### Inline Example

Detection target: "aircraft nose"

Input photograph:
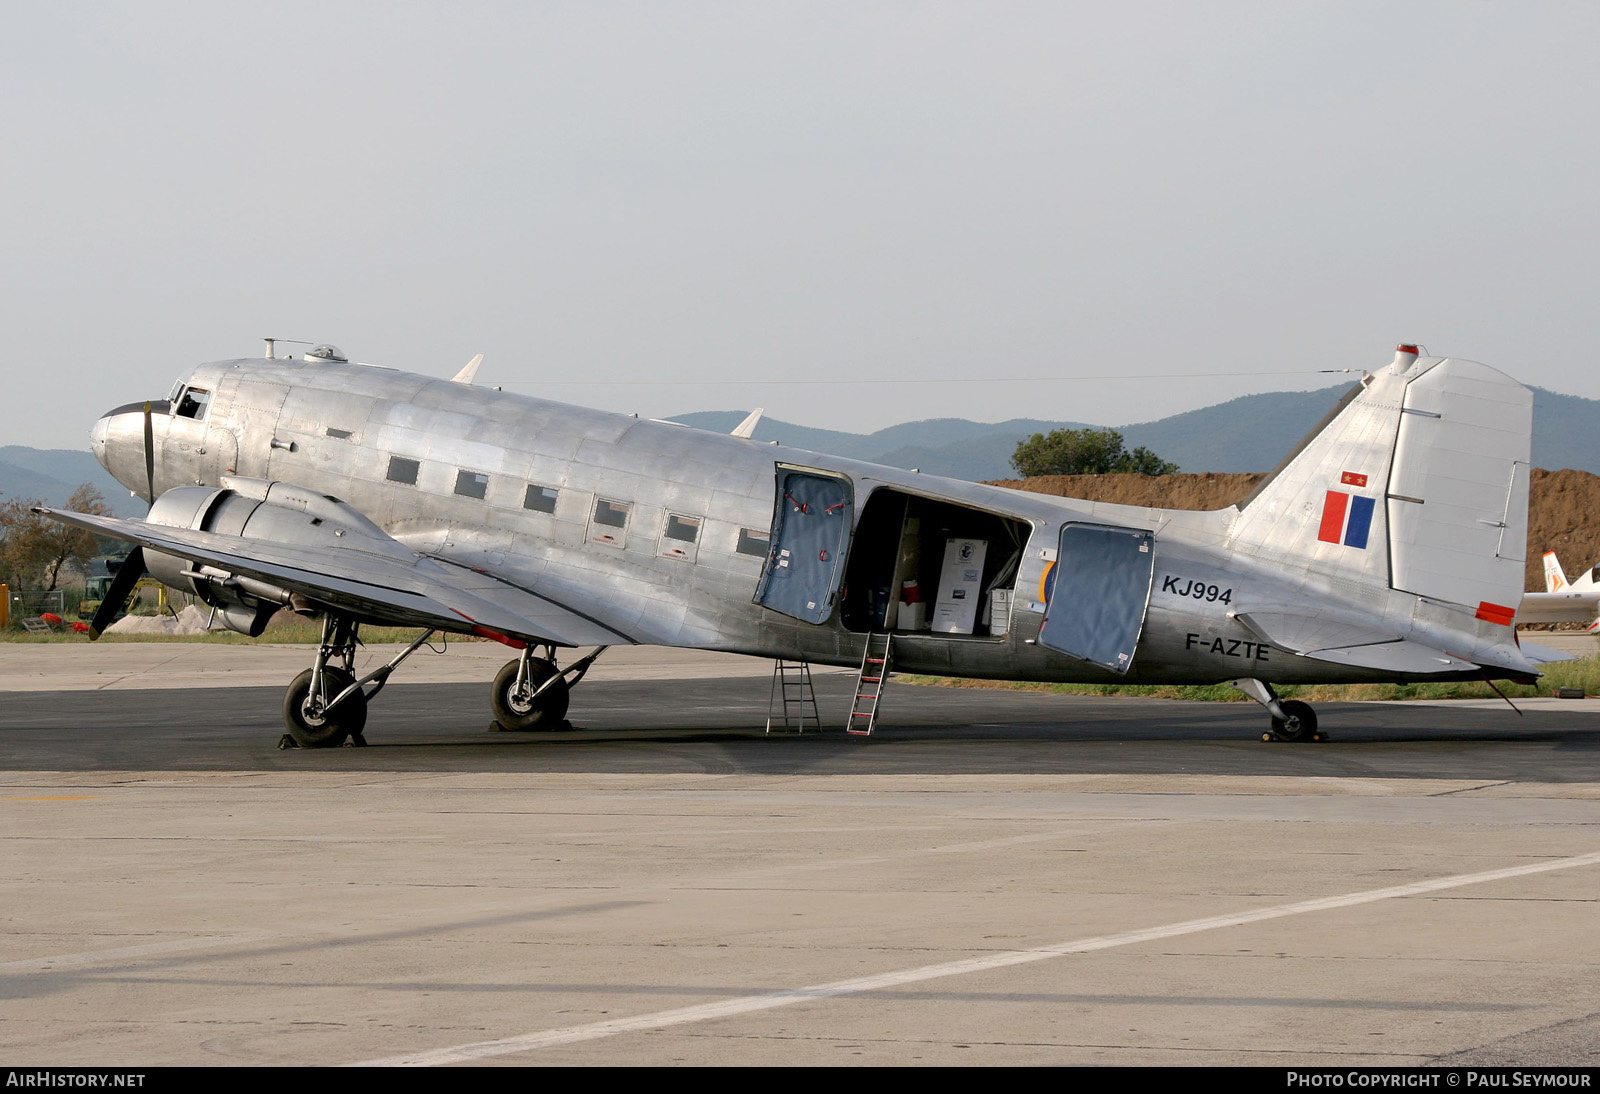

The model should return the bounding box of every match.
[93,400,159,489]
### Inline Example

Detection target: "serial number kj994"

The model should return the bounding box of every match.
[1161,575,1233,604]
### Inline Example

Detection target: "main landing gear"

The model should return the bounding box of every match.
[279,615,438,749]
[1230,677,1325,743]
[278,617,611,746]
[490,644,608,731]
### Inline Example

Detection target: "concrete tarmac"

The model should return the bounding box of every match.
[1,643,1598,1066]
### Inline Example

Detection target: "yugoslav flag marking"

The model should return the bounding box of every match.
[1317,490,1375,549]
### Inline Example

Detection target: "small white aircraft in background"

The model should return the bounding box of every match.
[1518,552,1600,632]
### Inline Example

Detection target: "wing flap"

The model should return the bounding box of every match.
[36,507,632,647]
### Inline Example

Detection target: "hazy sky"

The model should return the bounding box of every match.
[3,2,1597,449]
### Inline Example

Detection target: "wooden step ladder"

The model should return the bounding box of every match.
[766,659,820,733]
[847,632,893,735]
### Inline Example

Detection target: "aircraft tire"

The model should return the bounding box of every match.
[1271,699,1318,743]
[283,667,366,748]
[492,658,569,731]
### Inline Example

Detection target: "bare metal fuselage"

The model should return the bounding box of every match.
[92,356,1517,686]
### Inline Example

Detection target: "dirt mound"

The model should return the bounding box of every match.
[989,471,1266,512]
[990,468,1600,592]
[103,604,214,636]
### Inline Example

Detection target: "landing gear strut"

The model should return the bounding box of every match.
[279,615,437,749]
[491,644,608,731]
[1231,677,1325,742]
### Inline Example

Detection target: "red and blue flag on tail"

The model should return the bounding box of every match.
[1317,488,1375,549]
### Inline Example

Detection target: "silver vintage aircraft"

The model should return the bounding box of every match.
[39,342,1546,746]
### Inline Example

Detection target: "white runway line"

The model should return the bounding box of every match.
[353,849,1600,1067]
[0,935,267,972]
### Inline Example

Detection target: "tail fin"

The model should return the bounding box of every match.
[1544,551,1569,593]
[1231,345,1532,621]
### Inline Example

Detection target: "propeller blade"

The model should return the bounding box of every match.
[142,400,156,510]
[89,547,145,641]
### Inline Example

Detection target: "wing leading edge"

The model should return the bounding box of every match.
[35,507,635,648]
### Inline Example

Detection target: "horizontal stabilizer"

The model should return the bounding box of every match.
[1519,641,1579,666]
[1236,610,1475,674]
[1233,611,1403,653]
[1301,641,1477,674]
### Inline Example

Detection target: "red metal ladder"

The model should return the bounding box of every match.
[846,632,893,735]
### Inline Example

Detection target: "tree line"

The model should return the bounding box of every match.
[1010,427,1178,478]
[0,484,112,591]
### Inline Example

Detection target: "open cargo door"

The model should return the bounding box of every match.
[1038,523,1154,673]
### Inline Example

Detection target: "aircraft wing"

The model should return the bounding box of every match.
[1516,590,1600,627]
[35,507,635,648]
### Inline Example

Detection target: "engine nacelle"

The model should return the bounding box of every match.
[143,479,408,637]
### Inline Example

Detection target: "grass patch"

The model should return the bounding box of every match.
[898,656,1600,702]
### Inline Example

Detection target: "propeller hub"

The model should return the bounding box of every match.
[92,400,167,503]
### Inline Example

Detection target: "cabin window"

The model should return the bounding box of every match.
[590,498,630,548]
[664,514,700,543]
[736,528,770,557]
[386,456,420,485]
[523,484,559,513]
[593,499,629,528]
[325,427,353,440]
[659,513,702,562]
[454,470,490,500]
[174,387,210,420]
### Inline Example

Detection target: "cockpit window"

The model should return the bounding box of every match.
[174,387,210,420]
[167,378,186,402]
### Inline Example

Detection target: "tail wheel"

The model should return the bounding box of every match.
[492,658,570,730]
[283,667,367,748]
[1271,699,1318,743]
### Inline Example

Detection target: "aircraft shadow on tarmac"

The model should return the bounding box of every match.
[2,677,1597,781]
